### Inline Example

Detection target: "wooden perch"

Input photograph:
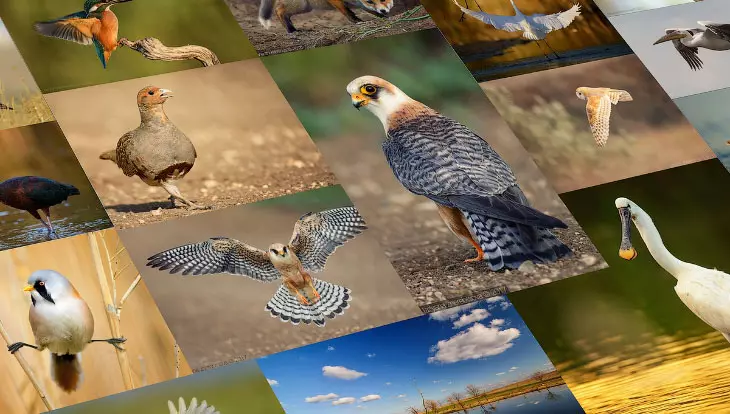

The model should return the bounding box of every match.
[0,319,55,411]
[118,37,220,67]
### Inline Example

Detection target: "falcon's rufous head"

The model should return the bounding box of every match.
[347,76,414,128]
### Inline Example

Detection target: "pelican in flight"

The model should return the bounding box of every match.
[653,22,730,70]
[616,197,730,343]
[451,0,582,59]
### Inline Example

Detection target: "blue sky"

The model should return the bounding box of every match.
[257,296,557,414]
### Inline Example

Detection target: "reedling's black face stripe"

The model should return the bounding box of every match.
[35,281,55,304]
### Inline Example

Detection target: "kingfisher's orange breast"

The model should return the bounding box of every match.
[97,10,120,50]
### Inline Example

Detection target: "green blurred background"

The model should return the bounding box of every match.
[510,159,730,370]
[51,361,284,413]
[674,90,730,173]
[262,28,486,141]
[0,0,256,93]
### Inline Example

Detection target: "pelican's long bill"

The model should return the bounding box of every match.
[653,32,686,45]
[618,206,637,261]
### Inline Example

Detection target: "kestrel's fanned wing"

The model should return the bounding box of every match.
[290,207,368,272]
[383,114,566,228]
[585,94,612,147]
[146,237,280,282]
[33,11,97,45]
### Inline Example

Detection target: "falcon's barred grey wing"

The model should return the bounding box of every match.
[383,114,570,270]
[289,206,368,272]
[146,237,280,282]
[383,114,566,229]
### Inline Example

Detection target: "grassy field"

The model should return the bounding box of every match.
[0,86,53,130]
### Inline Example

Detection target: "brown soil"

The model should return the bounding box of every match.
[224,0,436,56]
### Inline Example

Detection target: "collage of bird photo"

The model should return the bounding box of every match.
[0,0,728,413]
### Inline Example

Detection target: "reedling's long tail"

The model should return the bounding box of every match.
[266,278,351,327]
[463,210,572,271]
[51,353,83,393]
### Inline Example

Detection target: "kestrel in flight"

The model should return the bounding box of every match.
[146,206,367,327]
[346,76,571,271]
[575,87,633,147]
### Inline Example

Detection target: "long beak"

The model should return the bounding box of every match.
[23,285,35,292]
[618,207,637,261]
[159,89,174,98]
[653,32,685,45]
[351,94,368,110]
[109,0,133,4]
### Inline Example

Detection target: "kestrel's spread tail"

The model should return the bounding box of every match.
[267,277,351,326]
[576,87,632,147]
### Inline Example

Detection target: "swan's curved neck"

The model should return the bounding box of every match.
[631,204,692,278]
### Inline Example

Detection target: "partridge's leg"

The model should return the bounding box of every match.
[160,181,208,210]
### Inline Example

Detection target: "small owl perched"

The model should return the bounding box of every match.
[575,87,633,147]
[146,207,367,327]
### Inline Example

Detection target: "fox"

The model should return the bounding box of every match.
[258,0,394,33]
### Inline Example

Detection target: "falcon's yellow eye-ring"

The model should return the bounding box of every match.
[361,85,377,95]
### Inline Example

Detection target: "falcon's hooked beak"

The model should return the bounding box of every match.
[23,285,35,292]
[653,32,686,45]
[351,94,370,110]
[618,206,637,261]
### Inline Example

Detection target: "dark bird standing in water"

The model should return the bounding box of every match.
[0,176,80,239]
[99,86,206,209]
[33,0,133,69]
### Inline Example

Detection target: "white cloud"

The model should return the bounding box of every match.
[496,372,505,376]
[428,323,521,364]
[490,319,505,327]
[429,303,478,321]
[486,296,504,303]
[433,380,441,384]
[333,397,356,406]
[396,394,406,398]
[485,296,511,310]
[305,393,338,403]
[385,382,391,386]
[327,346,335,351]
[267,378,279,386]
[323,366,367,380]
[509,366,518,371]
[453,309,490,329]
[366,353,376,358]
[360,395,381,402]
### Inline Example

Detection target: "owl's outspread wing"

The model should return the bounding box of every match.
[585,94,612,147]
[383,114,566,229]
[290,207,368,272]
[146,237,280,282]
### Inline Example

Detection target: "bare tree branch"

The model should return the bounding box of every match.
[119,37,220,67]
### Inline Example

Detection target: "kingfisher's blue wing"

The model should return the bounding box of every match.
[93,38,107,68]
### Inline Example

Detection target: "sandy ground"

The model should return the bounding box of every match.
[119,196,423,371]
[224,0,435,56]
[315,102,607,311]
[44,60,336,230]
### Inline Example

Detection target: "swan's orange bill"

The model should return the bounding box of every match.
[619,247,637,261]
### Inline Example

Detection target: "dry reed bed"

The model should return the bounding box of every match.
[0,229,191,413]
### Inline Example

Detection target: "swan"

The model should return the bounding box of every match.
[615,197,730,343]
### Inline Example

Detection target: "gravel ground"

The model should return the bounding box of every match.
[224,0,436,56]
[315,118,607,310]
[45,60,337,230]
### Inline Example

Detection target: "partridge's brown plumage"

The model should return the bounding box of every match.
[99,86,206,209]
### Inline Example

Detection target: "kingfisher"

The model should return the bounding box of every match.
[33,0,133,69]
